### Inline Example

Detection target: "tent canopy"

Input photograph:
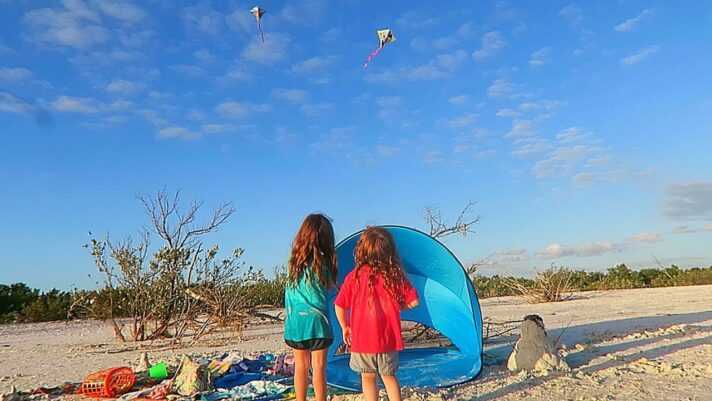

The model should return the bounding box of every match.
[326,226,483,390]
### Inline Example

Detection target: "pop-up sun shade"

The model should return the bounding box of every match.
[326,226,483,391]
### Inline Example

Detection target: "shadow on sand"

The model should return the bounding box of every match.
[474,310,712,401]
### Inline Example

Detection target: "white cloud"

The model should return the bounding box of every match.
[23,4,110,49]
[169,65,205,77]
[320,28,342,44]
[396,9,442,30]
[108,100,132,111]
[406,50,468,80]
[216,101,272,119]
[157,126,200,140]
[291,56,338,75]
[505,120,537,138]
[300,103,334,116]
[453,144,471,154]
[511,136,549,157]
[487,78,515,98]
[473,31,507,60]
[494,248,530,264]
[0,92,32,114]
[201,123,235,134]
[705,224,712,232]
[193,49,215,63]
[93,0,147,24]
[671,225,697,234]
[225,7,255,34]
[365,50,467,84]
[628,231,662,243]
[0,41,14,54]
[476,150,496,159]
[182,1,223,35]
[310,126,355,155]
[376,145,401,157]
[424,150,444,164]
[0,67,33,83]
[496,108,520,118]
[529,47,550,68]
[538,241,617,259]
[271,89,308,104]
[620,45,660,67]
[118,29,153,48]
[241,32,291,65]
[375,96,407,125]
[106,78,141,95]
[532,144,599,178]
[615,9,655,32]
[663,182,712,221]
[446,112,477,128]
[136,109,166,126]
[221,66,251,83]
[448,95,470,105]
[556,127,591,143]
[559,4,583,25]
[457,22,476,38]
[279,0,325,26]
[52,95,98,113]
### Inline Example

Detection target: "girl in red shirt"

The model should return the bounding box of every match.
[334,227,419,401]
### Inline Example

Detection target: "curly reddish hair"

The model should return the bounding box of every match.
[353,226,409,303]
[288,213,337,288]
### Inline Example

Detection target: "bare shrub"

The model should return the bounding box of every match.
[504,266,576,303]
[85,189,262,343]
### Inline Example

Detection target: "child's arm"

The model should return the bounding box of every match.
[334,305,351,346]
[402,298,419,310]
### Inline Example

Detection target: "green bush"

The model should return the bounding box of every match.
[22,289,73,322]
[471,264,712,299]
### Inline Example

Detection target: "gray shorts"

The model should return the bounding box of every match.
[349,352,399,376]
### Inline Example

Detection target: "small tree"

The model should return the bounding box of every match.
[503,266,576,303]
[86,189,255,342]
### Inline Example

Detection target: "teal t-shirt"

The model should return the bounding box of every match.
[283,262,334,342]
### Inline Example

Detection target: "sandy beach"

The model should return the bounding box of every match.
[1,285,711,401]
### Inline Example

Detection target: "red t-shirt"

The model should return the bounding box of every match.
[334,265,418,353]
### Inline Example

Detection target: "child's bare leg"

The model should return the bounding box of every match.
[292,349,311,401]
[311,349,328,401]
[380,374,401,401]
[361,372,379,401]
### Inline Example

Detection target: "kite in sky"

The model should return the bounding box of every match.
[250,6,266,43]
[364,29,396,68]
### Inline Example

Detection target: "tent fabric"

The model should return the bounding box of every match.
[326,226,483,390]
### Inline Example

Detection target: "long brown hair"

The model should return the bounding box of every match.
[288,213,337,288]
[353,226,408,302]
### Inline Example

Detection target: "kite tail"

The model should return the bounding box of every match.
[258,20,265,43]
[364,46,383,68]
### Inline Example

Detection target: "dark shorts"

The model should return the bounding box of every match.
[285,338,333,351]
[349,352,399,375]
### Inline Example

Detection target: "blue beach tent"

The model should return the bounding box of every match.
[326,226,483,390]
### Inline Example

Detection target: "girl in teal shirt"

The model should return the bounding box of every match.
[284,213,337,401]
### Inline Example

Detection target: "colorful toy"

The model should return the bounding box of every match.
[80,367,136,398]
[148,362,168,379]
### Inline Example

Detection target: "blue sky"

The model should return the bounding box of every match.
[1,0,712,290]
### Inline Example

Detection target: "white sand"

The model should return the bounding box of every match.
[1,285,711,400]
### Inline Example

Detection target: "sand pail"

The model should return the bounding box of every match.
[149,362,168,379]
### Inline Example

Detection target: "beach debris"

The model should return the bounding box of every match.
[507,315,570,373]
[174,356,213,396]
[0,386,20,401]
[81,367,136,398]
[135,352,151,372]
[250,6,266,43]
[364,29,396,68]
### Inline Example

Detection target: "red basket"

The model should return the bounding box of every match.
[80,367,136,398]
